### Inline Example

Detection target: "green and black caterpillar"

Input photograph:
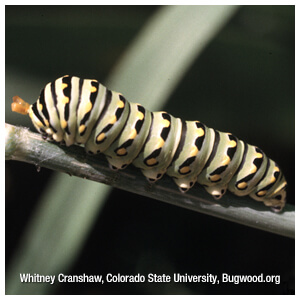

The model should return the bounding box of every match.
[12,75,287,212]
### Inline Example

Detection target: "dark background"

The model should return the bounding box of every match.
[5,5,295,294]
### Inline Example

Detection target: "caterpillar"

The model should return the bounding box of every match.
[11,75,287,212]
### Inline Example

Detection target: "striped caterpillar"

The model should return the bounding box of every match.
[11,75,287,212]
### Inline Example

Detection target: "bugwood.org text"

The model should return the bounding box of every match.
[19,272,281,285]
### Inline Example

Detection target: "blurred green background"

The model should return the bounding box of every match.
[6,5,294,295]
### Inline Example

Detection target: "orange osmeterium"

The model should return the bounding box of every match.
[11,96,30,115]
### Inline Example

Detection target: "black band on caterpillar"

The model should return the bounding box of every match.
[11,75,287,212]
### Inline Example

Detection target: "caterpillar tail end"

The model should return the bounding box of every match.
[11,96,30,115]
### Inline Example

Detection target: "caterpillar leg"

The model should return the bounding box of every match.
[203,185,227,200]
[172,177,197,193]
[141,169,165,183]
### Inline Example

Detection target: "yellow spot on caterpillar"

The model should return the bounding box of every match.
[161,119,170,128]
[270,175,276,184]
[61,83,68,90]
[146,158,157,166]
[128,129,137,139]
[237,182,247,189]
[256,152,263,159]
[180,166,190,174]
[257,190,267,197]
[210,174,221,182]
[196,127,205,137]
[97,133,106,142]
[221,155,230,166]
[117,99,125,108]
[44,119,49,127]
[85,101,92,113]
[79,124,86,134]
[38,103,43,110]
[136,111,144,120]
[155,137,165,149]
[60,120,67,129]
[190,145,198,157]
[62,96,69,104]
[250,164,257,174]
[228,140,237,148]
[109,115,117,124]
[90,85,97,93]
[117,148,127,156]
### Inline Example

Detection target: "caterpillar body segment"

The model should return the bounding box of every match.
[84,91,129,154]
[104,102,152,170]
[166,121,215,193]
[11,75,287,212]
[227,145,267,197]
[197,132,245,200]
[133,111,182,183]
